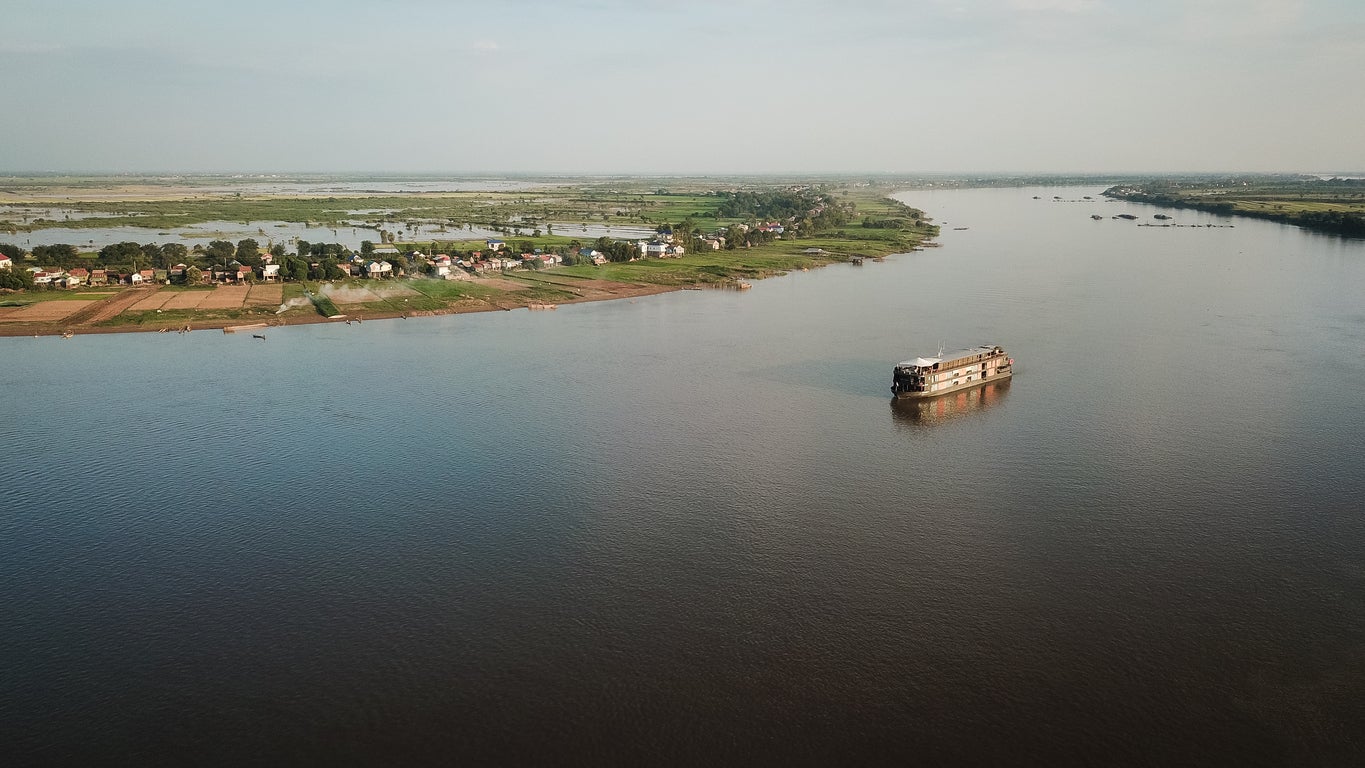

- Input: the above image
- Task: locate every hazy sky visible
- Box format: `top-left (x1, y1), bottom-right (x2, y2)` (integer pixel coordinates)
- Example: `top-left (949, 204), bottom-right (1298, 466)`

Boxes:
top-left (3, 0), bottom-right (1362, 174)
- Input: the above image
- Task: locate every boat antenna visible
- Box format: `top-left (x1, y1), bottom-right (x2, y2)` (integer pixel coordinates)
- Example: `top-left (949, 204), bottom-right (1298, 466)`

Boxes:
top-left (937, 341), bottom-right (944, 357)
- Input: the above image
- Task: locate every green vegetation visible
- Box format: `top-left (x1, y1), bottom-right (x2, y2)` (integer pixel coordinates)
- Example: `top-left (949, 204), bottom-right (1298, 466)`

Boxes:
top-left (1104, 176), bottom-right (1365, 237)
top-left (306, 291), bottom-right (341, 318)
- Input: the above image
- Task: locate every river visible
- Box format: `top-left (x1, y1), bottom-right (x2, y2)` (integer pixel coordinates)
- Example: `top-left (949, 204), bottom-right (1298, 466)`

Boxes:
top-left (2, 186), bottom-right (1363, 765)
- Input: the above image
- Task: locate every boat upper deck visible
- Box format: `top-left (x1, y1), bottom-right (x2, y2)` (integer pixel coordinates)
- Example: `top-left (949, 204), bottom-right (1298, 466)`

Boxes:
top-left (896, 345), bottom-right (1006, 370)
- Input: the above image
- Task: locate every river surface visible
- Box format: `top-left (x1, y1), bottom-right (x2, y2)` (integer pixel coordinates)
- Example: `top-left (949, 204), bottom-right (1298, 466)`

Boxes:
top-left (3, 186), bottom-right (1364, 765)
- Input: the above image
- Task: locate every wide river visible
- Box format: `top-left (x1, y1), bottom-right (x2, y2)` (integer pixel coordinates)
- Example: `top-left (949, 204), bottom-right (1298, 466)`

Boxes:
top-left (3, 186), bottom-right (1363, 765)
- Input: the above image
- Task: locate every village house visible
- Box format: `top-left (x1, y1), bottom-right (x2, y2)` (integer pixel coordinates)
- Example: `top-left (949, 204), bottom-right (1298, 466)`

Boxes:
top-left (365, 260), bottom-right (393, 278)
top-left (235, 265), bottom-right (255, 282)
top-left (0, 254), bottom-right (12, 270)
top-left (633, 240), bottom-right (682, 258)
top-left (128, 271), bottom-right (143, 285)
top-left (486, 239), bottom-right (506, 252)
top-left (68, 267), bottom-right (90, 283)
top-left (89, 269), bottom-right (107, 285)
top-left (261, 263), bottom-right (281, 281)
top-left (169, 263), bottom-right (188, 280)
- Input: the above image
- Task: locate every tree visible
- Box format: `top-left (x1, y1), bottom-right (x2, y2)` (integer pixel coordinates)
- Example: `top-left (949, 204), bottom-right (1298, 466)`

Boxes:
top-left (284, 256), bottom-right (309, 282)
top-left (360, 240), bottom-right (374, 257)
top-left (31, 244), bottom-right (81, 268)
top-left (270, 243), bottom-right (286, 260)
top-left (160, 243), bottom-right (188, 264)
top-left (206, 240), bottom-right (235, 265)
top-left (184, 266), bottom-right (203, 284)
top-left (99, 241), bottom-right (143, 264)
top-left (0, 243), bottom-right (23, 260)
top-left (235, 238), bottom-right (261, 267)
top-left (0, 267), bottom-right (35, 290)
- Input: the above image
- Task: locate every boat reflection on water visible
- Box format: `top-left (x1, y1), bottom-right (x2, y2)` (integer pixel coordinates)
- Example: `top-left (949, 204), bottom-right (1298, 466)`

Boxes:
top-left (890, 379), bottom-right (1012, 428)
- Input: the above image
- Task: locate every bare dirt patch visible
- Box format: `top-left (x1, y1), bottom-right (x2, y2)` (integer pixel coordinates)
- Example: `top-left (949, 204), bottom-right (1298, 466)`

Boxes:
top-left (245, 284), bottom-right (283, 306)
top-left (0, 300), bottom-right (96, 322)
top-left (129, 292), bottom-right (176, 312)
top-left (160, 291), bottom-right (210, 310)
top-left (82, 288), bottom-right (160, 324)
top-left (196, 286), bottom-right (250, 310)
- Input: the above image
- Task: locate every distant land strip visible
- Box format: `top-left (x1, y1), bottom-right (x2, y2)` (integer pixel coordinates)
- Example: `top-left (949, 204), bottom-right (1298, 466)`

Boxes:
top-left (1103, 176), bottom-right (1365, 237)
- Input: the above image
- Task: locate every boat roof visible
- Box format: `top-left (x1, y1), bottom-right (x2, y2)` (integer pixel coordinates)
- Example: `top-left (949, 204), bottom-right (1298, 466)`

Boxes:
top-left (896, 345), bottom-right (1002, 368)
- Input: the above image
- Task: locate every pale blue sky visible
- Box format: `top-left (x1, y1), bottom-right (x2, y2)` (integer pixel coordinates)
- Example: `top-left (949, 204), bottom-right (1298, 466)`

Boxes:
top-left (3, 0), bottom-right (1362, 173)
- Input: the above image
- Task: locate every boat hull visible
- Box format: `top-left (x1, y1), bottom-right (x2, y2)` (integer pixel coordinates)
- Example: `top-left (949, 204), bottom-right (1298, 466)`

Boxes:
top-left (893, 369), bottom-right (1012, 399)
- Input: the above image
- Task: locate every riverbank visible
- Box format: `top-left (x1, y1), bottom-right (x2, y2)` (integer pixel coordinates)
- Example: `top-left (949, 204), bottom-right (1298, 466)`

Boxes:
top-left (0, 243), bottom-right (932, 339)
top-left (1103, 177), bottom-right (1365, 237)
top-left (1, 182), bottom-right (938, 337)
top-left (0, 278), bottom-right (684, 338)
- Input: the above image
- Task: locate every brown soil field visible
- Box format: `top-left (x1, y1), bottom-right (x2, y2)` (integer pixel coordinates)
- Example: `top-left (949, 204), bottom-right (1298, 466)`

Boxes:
top-left (196, 286), bottom-right (250, 310)
top-left (245, 284), bottom-right (283, 306)
top-left (0, 300), bottom-right (96, 322)
top-left (84, 287), bottom-right (161, 324)
top-left (129, 292), bottom-right (177, 311)
top-left (160, 291), bottom-right (211, 310)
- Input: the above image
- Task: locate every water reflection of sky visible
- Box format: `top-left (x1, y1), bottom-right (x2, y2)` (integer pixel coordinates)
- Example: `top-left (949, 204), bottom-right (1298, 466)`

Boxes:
top-left (0, 217), bottom-right (657, 251)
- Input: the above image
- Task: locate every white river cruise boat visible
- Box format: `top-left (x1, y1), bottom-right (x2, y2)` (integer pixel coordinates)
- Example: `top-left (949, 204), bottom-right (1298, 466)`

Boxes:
top-left (891, 344), bottom-right (1013, 399)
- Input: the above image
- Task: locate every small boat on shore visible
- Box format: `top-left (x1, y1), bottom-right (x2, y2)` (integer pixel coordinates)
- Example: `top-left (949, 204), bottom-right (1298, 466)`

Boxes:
top-left (224, 322), bottom-right (269, 334)
top-left (892, 344), bottom-right (1013, 399)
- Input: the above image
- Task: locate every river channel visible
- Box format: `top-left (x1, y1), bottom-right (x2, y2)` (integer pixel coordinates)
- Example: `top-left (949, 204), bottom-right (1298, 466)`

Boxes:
top-left (2, 186), bottom-right (1363, 765)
